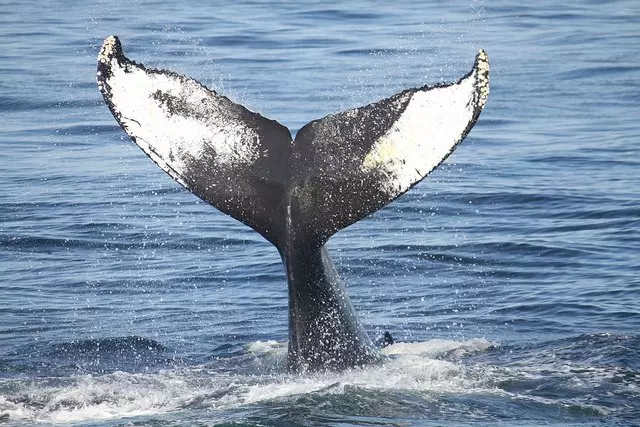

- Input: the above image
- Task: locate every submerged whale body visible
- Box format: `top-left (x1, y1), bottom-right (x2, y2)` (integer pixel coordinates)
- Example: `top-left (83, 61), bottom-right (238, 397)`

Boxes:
top-left (96, 35), bottom-right (489, 373)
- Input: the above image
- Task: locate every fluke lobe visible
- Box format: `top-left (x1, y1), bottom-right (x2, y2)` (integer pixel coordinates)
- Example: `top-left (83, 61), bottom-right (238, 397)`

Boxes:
top-left (96, 35), bottom-right (489, 373)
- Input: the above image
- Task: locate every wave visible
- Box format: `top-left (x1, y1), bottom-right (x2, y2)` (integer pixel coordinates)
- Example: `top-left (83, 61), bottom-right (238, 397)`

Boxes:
top-left (1, 335), bottom-right (637, 424)
top-left (52, 336), bottom-right (166, 357)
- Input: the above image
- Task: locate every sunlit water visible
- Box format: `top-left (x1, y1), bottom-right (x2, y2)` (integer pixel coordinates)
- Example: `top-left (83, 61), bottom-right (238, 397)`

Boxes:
top-left (1, 1), bottom-right (639, 425)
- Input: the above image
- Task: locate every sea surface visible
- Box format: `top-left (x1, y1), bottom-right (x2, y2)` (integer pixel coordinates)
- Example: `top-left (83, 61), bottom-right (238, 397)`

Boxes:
top-left (1, 0), bottom-right (639, 425)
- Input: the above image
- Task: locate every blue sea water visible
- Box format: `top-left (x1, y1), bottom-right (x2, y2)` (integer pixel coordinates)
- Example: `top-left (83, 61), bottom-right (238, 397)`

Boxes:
top-left (1, 0), bottom-right (639, 425)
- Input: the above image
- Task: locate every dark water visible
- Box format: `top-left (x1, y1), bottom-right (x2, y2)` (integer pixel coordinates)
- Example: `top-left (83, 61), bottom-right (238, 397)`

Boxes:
top-left (1, 0), bottom-right (639, 425)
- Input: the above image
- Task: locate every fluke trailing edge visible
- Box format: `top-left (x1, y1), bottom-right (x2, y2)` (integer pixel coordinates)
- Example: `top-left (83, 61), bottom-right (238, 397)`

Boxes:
top-left (97, 35), bottom-right (489, 372)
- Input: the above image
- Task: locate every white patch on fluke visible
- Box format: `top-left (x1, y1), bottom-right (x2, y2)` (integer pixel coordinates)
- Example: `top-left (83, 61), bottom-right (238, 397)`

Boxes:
top-left (363, 50), bottom-right (489, 196)
top-left (98, 37), bottom-right (261, 187)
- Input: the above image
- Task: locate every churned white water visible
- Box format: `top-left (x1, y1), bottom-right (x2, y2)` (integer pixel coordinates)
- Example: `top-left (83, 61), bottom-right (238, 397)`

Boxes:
top-left (0, 338), bottom-right (498, 424)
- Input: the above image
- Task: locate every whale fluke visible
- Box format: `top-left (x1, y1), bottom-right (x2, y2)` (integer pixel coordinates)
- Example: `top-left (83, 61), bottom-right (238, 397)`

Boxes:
top-left (97, 35), bottom-right (489, 372)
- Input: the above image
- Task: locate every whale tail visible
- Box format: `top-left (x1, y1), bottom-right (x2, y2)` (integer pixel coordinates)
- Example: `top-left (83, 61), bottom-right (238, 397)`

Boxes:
top-left (97, 35), bottom-right (488, 250)
top-left (97, 36), bottom-right (489, 371)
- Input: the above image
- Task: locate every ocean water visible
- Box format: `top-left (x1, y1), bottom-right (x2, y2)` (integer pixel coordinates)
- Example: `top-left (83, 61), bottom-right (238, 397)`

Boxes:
top-left (1, 0), bottom-right (639, 425)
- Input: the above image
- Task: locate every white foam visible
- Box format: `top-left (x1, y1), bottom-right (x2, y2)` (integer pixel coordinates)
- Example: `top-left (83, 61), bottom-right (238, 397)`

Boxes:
top-left (1, 371), bottom-right (189, 423)
top-left (382, 337), bottom-right (493, 357)
top-left (0, 338), bottom-right (498, 423)
top-left (244, 340), bottom-right (286, 355)
top-left (5, 334), bottom-right (625, 423)
top-left (241, 338), bottom-right (499, 404)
